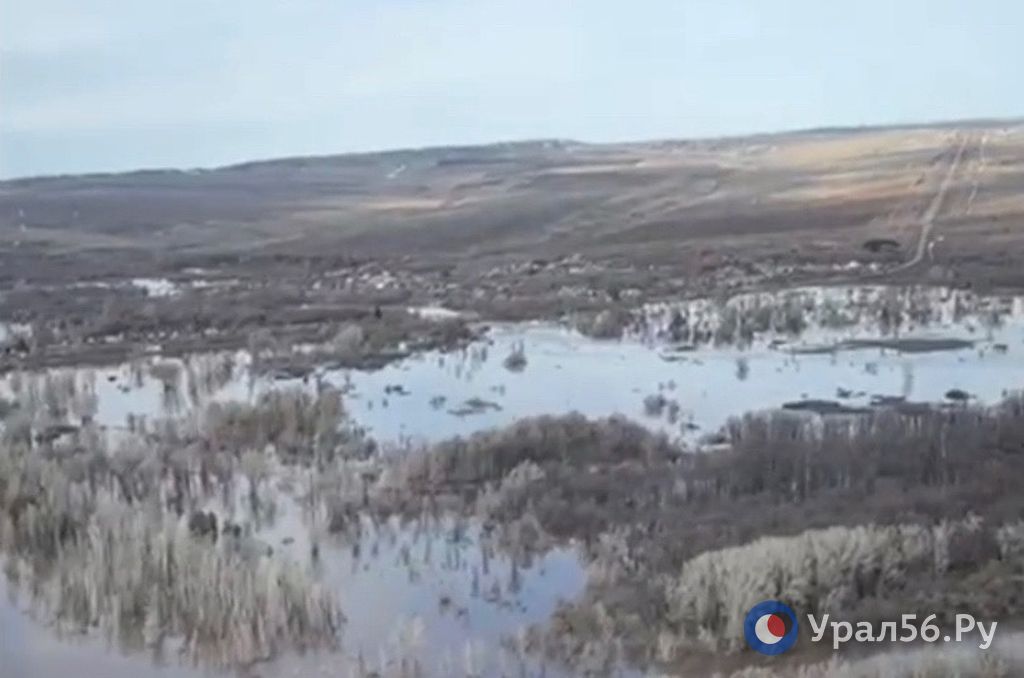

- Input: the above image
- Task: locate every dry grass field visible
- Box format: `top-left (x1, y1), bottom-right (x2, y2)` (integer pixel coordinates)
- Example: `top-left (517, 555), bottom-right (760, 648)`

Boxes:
top-left (2, 120), bottom-right (1023, 291)
top-left (3, 119), bottom-right (1024, 373)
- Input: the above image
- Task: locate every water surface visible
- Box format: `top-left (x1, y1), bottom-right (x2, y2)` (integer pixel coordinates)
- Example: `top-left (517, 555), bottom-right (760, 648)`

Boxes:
top-left (3, 285), bottom-right (1024, 676)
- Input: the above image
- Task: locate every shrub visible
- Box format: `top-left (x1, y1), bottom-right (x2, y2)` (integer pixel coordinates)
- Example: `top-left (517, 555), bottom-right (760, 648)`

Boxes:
top-left (668, 521), bottom-right (972, 651)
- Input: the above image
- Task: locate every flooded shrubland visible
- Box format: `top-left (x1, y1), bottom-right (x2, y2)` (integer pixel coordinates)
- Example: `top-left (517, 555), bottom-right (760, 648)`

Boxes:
top-left (0, 390), bottom-right (349, 669)
top-left (4, 285), bottom-right (1024, 676)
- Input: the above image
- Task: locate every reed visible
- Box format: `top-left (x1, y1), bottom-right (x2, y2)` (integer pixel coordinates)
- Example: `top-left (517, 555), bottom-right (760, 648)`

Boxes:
top-left (0, 389), bottom-right (342, 669)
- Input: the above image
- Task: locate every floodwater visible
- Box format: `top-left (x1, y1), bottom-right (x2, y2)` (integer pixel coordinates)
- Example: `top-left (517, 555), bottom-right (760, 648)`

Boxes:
top-left (340, 320), bottom-right (1022, 445)
top-left (3, 285), bottom-right (1024, 676)
top-left (1, 509), bottom-right (582, 677)
top-left (1, 579), bottom-right (202, 678)
top-left (8, 286), bottom-right (1024, 446)
top-left (283, 514), bottom-right (584, 676)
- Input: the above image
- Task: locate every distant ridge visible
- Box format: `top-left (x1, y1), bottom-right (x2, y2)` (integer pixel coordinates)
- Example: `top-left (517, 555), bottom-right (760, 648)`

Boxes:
top-left (4, 116), bottom-right (1021, 185)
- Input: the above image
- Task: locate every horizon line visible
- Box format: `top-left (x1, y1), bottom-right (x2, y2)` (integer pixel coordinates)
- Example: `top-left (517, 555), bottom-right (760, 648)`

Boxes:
top-left (3, 113), bottom-right (1021, 184)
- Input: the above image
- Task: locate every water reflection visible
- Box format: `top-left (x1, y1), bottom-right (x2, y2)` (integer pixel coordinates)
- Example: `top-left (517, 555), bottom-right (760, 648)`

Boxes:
top-left (4, 286), bottom-right (1024, 447)
top-left (1, 578), bottom-right (203, 678)
top-left (4, 285), bottom-right (1024, 676)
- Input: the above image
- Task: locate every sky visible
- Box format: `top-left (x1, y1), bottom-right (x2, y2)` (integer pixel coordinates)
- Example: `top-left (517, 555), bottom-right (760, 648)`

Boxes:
top-left (1, 0), bottom-right (1022, 178)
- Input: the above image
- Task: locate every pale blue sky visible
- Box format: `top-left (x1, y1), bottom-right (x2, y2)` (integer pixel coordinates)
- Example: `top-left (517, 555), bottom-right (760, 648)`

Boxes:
top-left (1, 0), bottom-right (1021, 178)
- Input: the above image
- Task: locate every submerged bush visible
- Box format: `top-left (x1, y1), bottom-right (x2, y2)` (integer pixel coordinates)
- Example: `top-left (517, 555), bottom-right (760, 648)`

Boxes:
top-left (501, 394), bottom-right (1024, 671)
top-left (202, 387), bottom-right (371, 464)
top-left (669, 520), bottom-right (977, 651)
top-left (10, 496), bottom-right (341, 667)
top-left (382, 413), bottom-right (676, 499)
top-left (502, 342), bottom-right (528, 372)
top-left (576, 308), bottom-right (634, 339)
top-left (0, 389), bottom-right (343, 669)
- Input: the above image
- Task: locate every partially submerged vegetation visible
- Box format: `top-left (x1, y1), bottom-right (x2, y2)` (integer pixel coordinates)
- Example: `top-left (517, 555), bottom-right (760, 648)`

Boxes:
top-left (249, 312), bottom-right (476, 377)
top-left (502, 342), bottom-right (528, 372)
top-left (0, 388), bottom-right (349, 669)
top-left (577, 285), bottom-right (1014, 350)
top-left (4, 498), bottom-right (341, 667)
top-left (671, 518), bottom-right (1017, 653)
top-left (7, 118), bottom-right (1024, 677)
top-left (5, 283), bottom-right (1024, 676)
top-left (1, 287), bottom-right (477, 375)
top-left (359, 390), bottom-right (1024, 673)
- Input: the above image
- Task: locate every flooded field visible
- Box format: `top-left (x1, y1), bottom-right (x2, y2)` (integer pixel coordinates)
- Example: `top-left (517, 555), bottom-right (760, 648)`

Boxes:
top-left (2, 514), bottom-right (582, 678)
top-left (4, 285), bottom-right (1024, 677)
top-left (6, 286), bottom-right (1024, 446)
